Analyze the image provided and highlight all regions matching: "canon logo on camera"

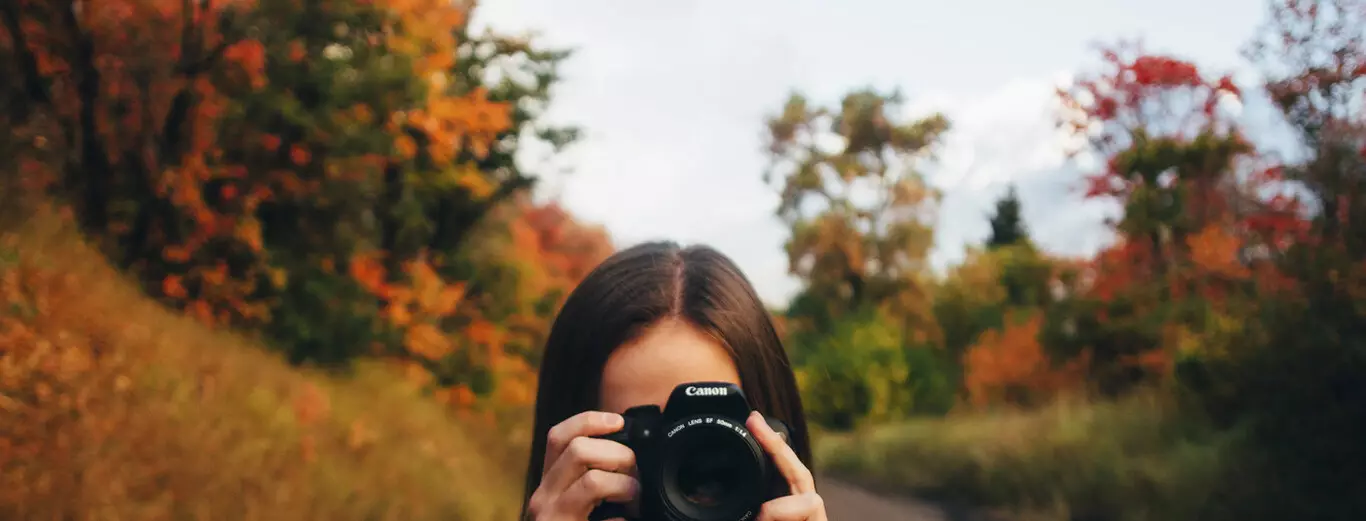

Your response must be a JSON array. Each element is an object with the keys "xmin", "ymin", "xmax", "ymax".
[{"xmin": 684, "ymin": 385, "xmax": 727, "ymax": 397}]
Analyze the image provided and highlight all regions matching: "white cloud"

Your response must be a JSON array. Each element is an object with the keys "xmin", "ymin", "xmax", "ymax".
[
  {"xmin": 499, "ymin": 54, "xmax": 1119, "ymax": 306},
  {"xmin": 469, "ymin": 0, "xmax": 1262, "ymax": 308},
  {"xmin": 913, "ymin": 74, "xmax": 1075, "ymax": 191},
  {"xmin": 532, "ymin": 71, "xmax": 1122, "ymax": 306},
  {"xmin": 906, "ymin": 74, "xmax": 1117, "ymax": 273}
]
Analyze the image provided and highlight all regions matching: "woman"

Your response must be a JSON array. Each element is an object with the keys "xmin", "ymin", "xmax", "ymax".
[{"xmin": 521, "ymin": 241, "xmax": 828, "ymax": 521}]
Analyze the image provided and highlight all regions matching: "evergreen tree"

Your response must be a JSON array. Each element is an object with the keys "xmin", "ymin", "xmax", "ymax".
[{"xmin": 987, "ymin": 184, "xmax": 1028, "ymax": 249}]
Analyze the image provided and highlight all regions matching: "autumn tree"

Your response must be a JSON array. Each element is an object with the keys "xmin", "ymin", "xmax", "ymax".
[
  {"xmin": 934, "ymin": 240, "xmax": 1065, "ymax": 400},
  {"xmin": 1, "ymin": 0, "xmax": 592, "ymax": 406},
  {"xmin": 795, "ymin": 305, "xmax": 954, "ymax": 430},
  {"xmin": 963, "ymin": 311, "xmax": 1089, "ymax": 409},
  {"xmin": 763, "ymin": 88, "xmax": 949, "ymax": 337},
  {"xmin": 762, "ymin": 88, "xmax": 953, "ymax": 427},
  {"xmin": 934, "ymin": 249, "xmax": 1009, "ymax": 362},
  {"xmin": 1178, "ymin": 2, "xmax": 1366, "ymax": 519},
  {"xmin": 1053, "ymin": 42, "xmax": 1289, "ymax": 395},
  {"xmin": 1244, "ymin": 0, "xmax": 1366, "ymax": 258},
  {"xmin": 449, "ymin": 192, "xmax": 614, "ymax": 371}
]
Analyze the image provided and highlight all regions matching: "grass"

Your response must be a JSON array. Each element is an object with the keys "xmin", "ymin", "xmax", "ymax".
[
  {"xmin": 0, "ymin": 199, "xmax": 529, "ymax": 521},
  {"xmin": 814, "ymin": 391, "xmax": 1239, "ymax": 521}
]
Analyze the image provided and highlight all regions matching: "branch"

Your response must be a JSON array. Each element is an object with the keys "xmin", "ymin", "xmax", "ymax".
[
  {"xmin": 484, "ymin": 173, "xmax": 536, "ymax": 208},
  {"xmin": 162, "ymin": 2, "xmax": 239, "ymax": 159},
  {"xmin": 175, "ymin": 39, "xmax": 233, "ymax": 75},
  {"xmin": 178, "ymin": 0, "xmax": 197, "ymax": 71},
  {"xmin": 159, "ymin": 90, "xmax": 193, "ymax": 159},
  {"xmin": 176, "ymin": 1, "xmax": 242, "ymax": 75},
  {"xmin": 59, "ymin": 0, "xmax": 113, "ymax": 224},
  {"xmin": 1, "ymin": 1, "xmax": 52, "ymax": 109},
  {"xmin": 58, "ymin": 2, "xmax": 101, "ymax": 123}
]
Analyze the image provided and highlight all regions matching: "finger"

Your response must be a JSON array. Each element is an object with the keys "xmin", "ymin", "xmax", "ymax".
[
  {"xmin": 748, "ymin": 411, "xmax": 815, "ymax": 495},
  {"xmin": 545, "ymin": 411, "xmax": 624, "ymax": 474},
  {"xmin": 558, "ymin": 469, "xmax": 639, "ymax": 519},
  {"xmin": 542, "ymin": 435, "xmax": 637, "ymax": 495},
  {"xmin": 757, "ymin": 492, "xmax": 826, "ymax": 521}
]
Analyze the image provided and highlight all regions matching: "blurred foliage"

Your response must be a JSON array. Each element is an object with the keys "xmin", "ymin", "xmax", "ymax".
[
  {"xmin": 0, "ymin": 0, "xmax": 610, "ymax": 410},
  {"xmin": 794, "ymin": 306, "xmax": 954, "ymax": 430},
  {"xmin": 796, "ymin": 2, "xmax": 1366, "ymax": 521},
  {"xmin": 3, "ymin": 0, "xmax": 1365, "ymax": 520},
  {"xmin": 764, "ymin": 87, "xmax": 949, "ymax": 342},
  {"xmin": 1, "ymin": 0, "xmax": 603, "ymax": 516},
  {"xmin": 0, "ymin": 209, "xmax": 528, "ymax": 520},
  {"xmin": 817, "ymin": 391, "xmax": 1236, "ymax": 521},
  {"xmin": 764, "ymin": 87, "xmax": 957, "ymax": 430}
]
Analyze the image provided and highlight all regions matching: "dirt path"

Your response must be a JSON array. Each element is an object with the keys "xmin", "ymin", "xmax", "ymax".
[
  {"xmin": 818, "ymin": 476, "xmax": 948, "ymax": 521},
  {"xmin": 817, "ymin": 476, "xmax": 1001, "ymax": 521}
]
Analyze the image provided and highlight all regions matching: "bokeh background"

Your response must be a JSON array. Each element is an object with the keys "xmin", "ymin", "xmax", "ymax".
[{"xmin": 1, "ymin": 1, "xmax": 1362, "ymax": 520}]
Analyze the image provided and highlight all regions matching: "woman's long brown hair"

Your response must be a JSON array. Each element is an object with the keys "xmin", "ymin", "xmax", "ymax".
[{"xmin": 519, "ymin": 241, "xmax": 812, "ymax": 519}]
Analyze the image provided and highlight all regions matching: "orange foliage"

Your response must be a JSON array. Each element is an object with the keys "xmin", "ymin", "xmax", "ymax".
[
  {"xmin": 329, "ymin": 193, "xmax": 613, "ymax": 414},
  {"xmin": 349, "ymin": 255, "xmax": 390, "ymax": 299},
  {"xmin": 434, "ymin": 384, "xmax": 477, "ymax": 409},
  {"xmin": 292, "ymin": 382, "xmax": 331, "ymax": 427},
  {"xmin": 3, "ymin": 0, "xmax": 515, "ymax": 335},
  {"xmin": 5, "ymin": 0, "xmax": 593, "ymax": 438},
  {"xmin": 408, "ymin": 196, "xmax": 614, "ymax": 412},
  {"xmin": 404, "ymin": 323, "xmax": 453, "ymax": 361},
  {"xmin": 378, "ymin": 0, "xmax": 510, "ymax": 169},
  {"xmin": 1081, "ymin": 239, "xmax": 1156, "ymax": 302},
  {"xmin": 487, "ymin": 197, "xmax": 613, "ymax": 366},
  {"xmin": 466, "ymin": 319, "xmax": 502, "ymax": 351},
  {"xmin": 350, "ymin": 252, "xmax": 466, "ymax": 363},
  {"xmin": 1188, "ymin": 224, "xmax": 1251, "ymax": 280},
  {"xmin": 490, "ymin": 356, "xmax": 538, "ymax": 407},
  {"xmin": 964, "ymin": 312, "xmax": 1089, "ymax": 408},
  {"xmin": 513, "ymin": 195, "xmax": 615, "ymax": 299}
]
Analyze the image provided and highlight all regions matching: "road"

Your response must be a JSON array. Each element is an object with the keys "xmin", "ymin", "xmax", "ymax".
[{"xmin": 817, "ymin": 476, "xmax": 1002, "ymax": 521}]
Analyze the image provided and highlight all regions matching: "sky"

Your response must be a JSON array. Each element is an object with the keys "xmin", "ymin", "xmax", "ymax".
[{"xmin": 469, "ymin": 0, "xmax": 1272, "ymax": 307}]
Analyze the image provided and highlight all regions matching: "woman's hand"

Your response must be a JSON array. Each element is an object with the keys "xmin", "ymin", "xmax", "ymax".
[
  {"xmin": 747, "ymin": 411, "xmax": 828, "ymax": 521},
  {"xmin": 526, "ymin": 411, "xmax": 640, "ymax": 521}
]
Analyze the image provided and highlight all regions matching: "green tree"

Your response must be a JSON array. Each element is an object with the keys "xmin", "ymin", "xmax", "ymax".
[
  {"xmin": 1055, "ymin": 43, "xmax": 1266, "ymax": 396},
  {"xmin": 794, "ymin": 307, "xmax": 953, "ymax": 430},
  {"xmin": 763, "ymin": 87, "xmax": 951, "ymax": 427},
  {"xmin": 0, "ymin": 0, "xmax": 582, "ymax": 384},
  {"xmin": 986, "ymin": 184, "xmax": 1029, "ymax": 249},
  {"xmin": 1183, "ymin": 3, "xmax": 1366, "ymax": 519},
  {"xmin": 932, "ymin": 242, "xmax": 1058, "ymax": 398},
  {"xmin": 763, "ymin": 88, "xmax": 949, "ymax": 337}
]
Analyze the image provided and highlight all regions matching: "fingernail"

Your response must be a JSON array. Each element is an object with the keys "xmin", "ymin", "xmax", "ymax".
[
  {"xmin": 749, "ymin": 410, "xmax": 762, "ymax": 422},
  {"xmin": 602, "ymin": 412, "xmax": 624, "ymax": 427}
]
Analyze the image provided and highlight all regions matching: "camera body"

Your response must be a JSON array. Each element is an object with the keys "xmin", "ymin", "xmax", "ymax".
[{"xmin": 588, "ymin": 382, "xmax": 792, "ymax": 521}]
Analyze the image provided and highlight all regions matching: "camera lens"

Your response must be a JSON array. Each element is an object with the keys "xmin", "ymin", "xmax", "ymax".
[
  {"xmin": 658, "ymin": 419, "xmax": 765, "ymax": 520},
  {"xmin": 676, "ymin": 448, "xmax": 739, "ymax": 507}
]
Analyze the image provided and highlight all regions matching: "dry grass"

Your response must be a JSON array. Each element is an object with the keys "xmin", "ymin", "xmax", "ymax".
[
  {"xmin": 0, "ymin": 200, "xmax": 527, "ymax": 521},
  {"xmin": 815, "ymin": 392, "xmax": 1238, "ymax": 521}
]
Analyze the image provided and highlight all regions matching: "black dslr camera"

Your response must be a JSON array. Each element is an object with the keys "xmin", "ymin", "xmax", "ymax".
[{"xmin": 588, "ymin": 381, "xmax": 791, "ymax": 521}]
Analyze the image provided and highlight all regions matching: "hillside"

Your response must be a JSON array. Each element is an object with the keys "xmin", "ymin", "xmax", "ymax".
[{"xmin": 0, "ymin": 199, "xmax": 527, "ymax": 520}]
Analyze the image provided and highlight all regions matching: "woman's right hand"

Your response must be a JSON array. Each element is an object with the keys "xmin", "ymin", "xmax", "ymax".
[{"xmin": 526, "ymin": 411, "xmax": 640, "ymax": 521}]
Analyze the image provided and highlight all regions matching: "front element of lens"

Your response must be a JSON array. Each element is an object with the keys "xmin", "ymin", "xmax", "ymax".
[{"xmin": 656, "ymin": 416, "xmax": 766, "ymax": 521}]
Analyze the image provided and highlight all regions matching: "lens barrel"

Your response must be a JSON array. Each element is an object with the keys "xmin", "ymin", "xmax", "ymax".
[{"xmin": 653, "ymin": 414, "xmax": 768, "ymax": 521}]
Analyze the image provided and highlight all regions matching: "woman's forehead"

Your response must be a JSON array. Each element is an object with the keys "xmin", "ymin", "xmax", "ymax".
[{"xmin": 597, "ymin": 318, "xmax": 741, "ymax": 414}]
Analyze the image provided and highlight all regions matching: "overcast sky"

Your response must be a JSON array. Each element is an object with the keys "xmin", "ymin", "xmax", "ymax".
[{"xmin": 469, "ymin": 0, "xmax": 1272, "ymax": 306}]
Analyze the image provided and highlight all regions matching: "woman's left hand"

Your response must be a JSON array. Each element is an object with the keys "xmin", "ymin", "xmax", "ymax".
[{"xmin": 746, "ymin": 411, "xmax": 828, "ymax": 521}]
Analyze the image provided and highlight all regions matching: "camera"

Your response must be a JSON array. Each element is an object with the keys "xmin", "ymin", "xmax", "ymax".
[{"xmin": 588, "ymin": 381, "xmax": 791, "ymax": 521}]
